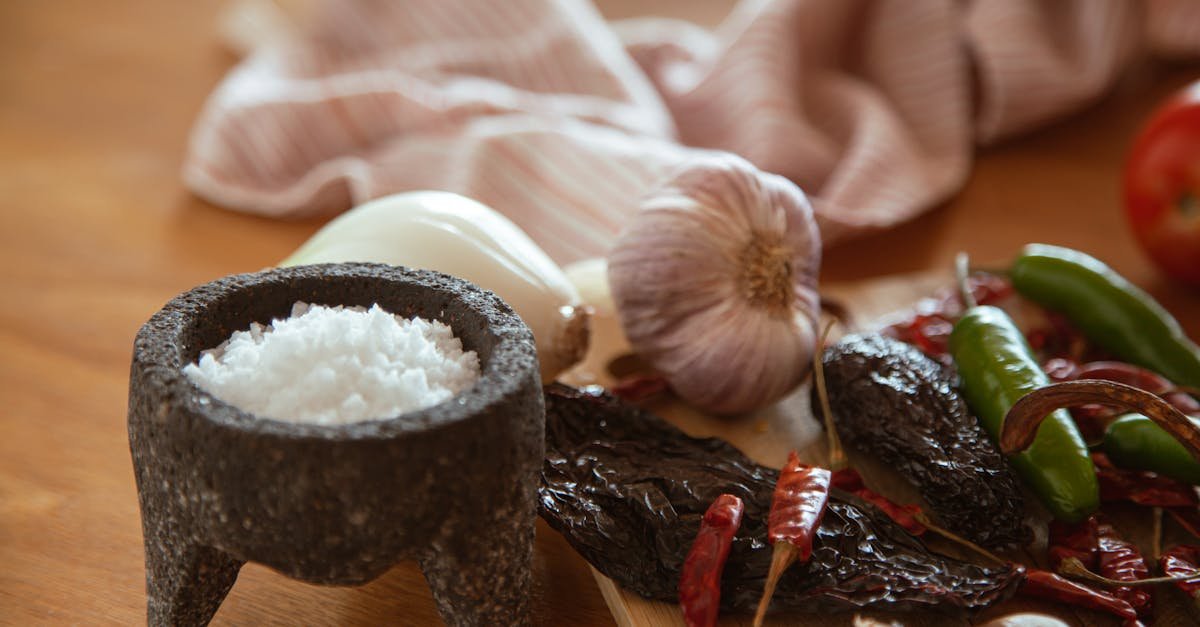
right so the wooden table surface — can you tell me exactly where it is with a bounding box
[2,1,1198,625]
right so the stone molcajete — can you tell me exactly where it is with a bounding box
[127,263,544,626]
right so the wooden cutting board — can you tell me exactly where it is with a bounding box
[562,271,1196,627]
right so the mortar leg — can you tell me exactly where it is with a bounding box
[419,487,535,627]
[142,528,242,626]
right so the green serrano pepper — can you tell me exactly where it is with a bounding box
[1009,243,1200,389]
[951,305,1099,522]
[1104,413,1200,485]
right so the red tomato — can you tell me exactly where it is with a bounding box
[1123,80,1200,287]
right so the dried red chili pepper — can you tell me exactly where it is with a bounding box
[678,493,744,627]
[1049,517,1099,570]
[1160,544,1200,608]
[830,468,926,536]
[1095,521,1153,618]
[609,374,670,404]
[1090,454,1200,545]
[1048,359,1200,414]
[881,274,1013,360]
[1080,363,1200,413]
[1093,452,1199,508]
[767,453,831,559]
[1048,516,1152,618]
[1019,569,1142,626]
[882,308,954,358]
[753,452,830,626]
[1042,358,1112,438]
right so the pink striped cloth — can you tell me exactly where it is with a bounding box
[185,0,1200,264]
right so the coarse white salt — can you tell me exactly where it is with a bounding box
[183,302,480,425]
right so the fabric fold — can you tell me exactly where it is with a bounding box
[185,0,1199,263]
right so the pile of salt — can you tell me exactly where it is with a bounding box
[183,302,480,425]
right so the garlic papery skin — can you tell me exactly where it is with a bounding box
[606,155,821,414]
[282,191,589,383]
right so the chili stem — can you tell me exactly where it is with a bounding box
[955,252,977,310]
[753,542,797,627]
[1059,556,1200,587]
[812,321,846,471]
[1000,379,1200,462]
[913,511,1006,566]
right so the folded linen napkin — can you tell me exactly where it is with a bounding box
[185,0,1200,263]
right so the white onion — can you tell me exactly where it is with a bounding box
[283,191,589,383]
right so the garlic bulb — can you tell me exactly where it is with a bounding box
[282,191,589,383]
[606,156,821,414]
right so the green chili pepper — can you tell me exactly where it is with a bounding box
[1104,413,1200,485]
[1009,243,1200,389]
[951,305,1099,522]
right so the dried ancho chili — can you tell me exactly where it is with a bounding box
[539,384,1025,615]
[814,333,1030,548]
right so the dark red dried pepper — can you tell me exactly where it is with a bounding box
[1041,357,1200,440]
[609,373,670,404]
[1048,515,1152,620]
[1019,569,1142,626]
[1095,521,1153,618]
[830,468,926,536]
[678,493,744,627]
[881,274,1013,360]
[1159,544,1200,608]
[1049,517,1099,570]
[1045,358,1200,415]
[767,453,831,559]
[754,452,830,626]
[1093,452,1199,508]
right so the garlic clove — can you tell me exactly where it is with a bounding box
[607,155,821,414]
[283,191,590,383]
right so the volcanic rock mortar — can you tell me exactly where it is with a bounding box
[127,263,544,626]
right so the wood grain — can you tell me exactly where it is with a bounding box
[1,1,1199,626]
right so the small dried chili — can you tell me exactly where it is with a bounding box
[767,453,831,559]
[1048,515,1153,619]
[830,468,926,536]
[610,373,670,404]
[1019,569,1142,626]
[679,494,744,627]
[754,452,830,626]
[1076,362,1200,413]
[1160,544,1200,607]
[881,274,1013,360]
[1049,517,1099,570]
[1043,358,1200,440]
[1093,453,1199,508]
[1095,521,1153,618]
